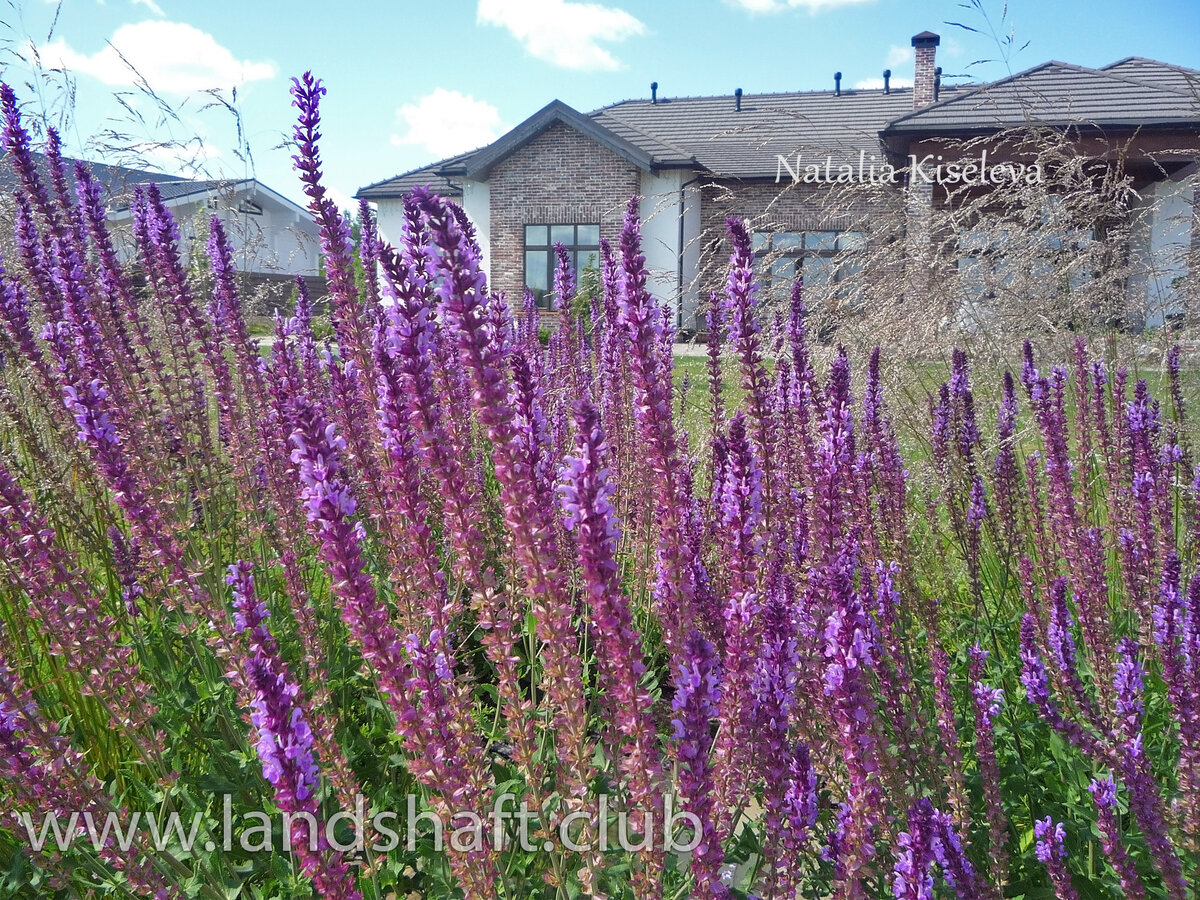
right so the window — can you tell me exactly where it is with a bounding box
[752,230,863,303]
[524,224,601,309]
[955,217,1098,305]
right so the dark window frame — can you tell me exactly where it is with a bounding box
[523,223,601,310]
[752,229,863,303]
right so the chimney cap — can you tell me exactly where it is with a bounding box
[911,30,940,47]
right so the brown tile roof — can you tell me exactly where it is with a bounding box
[884,61,1200,134]
[355,152,470,200]
[1100,57,1200,96]
[592,87,926,177]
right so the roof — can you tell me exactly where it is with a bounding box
[0,150,310,217]
[1101,57,1200,95]
[593,87,925,178]
[885,60,1200,134]
[465,100,659,177]
[357,86,937,196]
[357,53,1200,197]
[356,151,471,201]
[134,177,310,217]
[0,149,188,199]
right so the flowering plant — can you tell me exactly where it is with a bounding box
[0,75,1195,900]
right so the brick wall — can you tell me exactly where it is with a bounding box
[912,34,940,108]
[913,46,938,107]
[488,121,641,301]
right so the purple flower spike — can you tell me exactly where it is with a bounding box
[723,217,776,515]
[1088,777,1147,900]
[671,629,728,900]
[969,645,1008,883]
[1034,817,1080,900]
[893,798,936,900]
[227,562,363,900]
[558,400,662,833]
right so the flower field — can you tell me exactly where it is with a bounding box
[0,74,1197,899]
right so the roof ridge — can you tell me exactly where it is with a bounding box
[592,84,927,112]
[1103,56,1200,77]
[884,58,1200,130]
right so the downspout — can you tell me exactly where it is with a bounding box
[677,168,702,331]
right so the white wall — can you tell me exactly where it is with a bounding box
[461,178,491,283]
[107,184,321,278]
[638,170,684,325]
[680,178,703,330]
[374,197,408,256]
[1127,176,1195,328]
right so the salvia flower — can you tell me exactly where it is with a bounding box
[1088,776,1147,900]
[671,629,728,900]
[228,562,362,900]
[1034,817,1079,900]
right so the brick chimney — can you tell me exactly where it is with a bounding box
[911,31,940,107]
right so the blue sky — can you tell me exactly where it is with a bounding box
[1,0,1198,213]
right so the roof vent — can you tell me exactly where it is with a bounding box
[651,81,658,104]
[735,87,743,111]
[934,66,942,101]
[834,72,842,96]
[883,69,891,94]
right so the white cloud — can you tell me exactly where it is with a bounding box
[886,44,914,67]
[724,0,875,13]
[477,0,645,71]
[131,0,165,15]
[325,185,356,217]
[138,138,222,176]
[39,21,275,93]
[851,44,915,90]
[853,75,913,90]
[391,88,505,158]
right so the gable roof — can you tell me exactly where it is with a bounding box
[0,149,188,199]
[883,60,1200,134]
[463,100,658,178]
[1101,57,1200,95]
[109,177,311,218]
[0,150,310,218]
[356,87,935,197]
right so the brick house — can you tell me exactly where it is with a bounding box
[357,31,1200,332]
